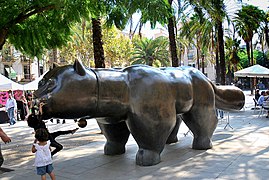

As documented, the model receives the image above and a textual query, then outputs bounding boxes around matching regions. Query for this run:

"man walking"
[6,91,17,125]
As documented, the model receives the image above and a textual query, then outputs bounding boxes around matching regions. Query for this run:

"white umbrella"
[234,64,269,78]
[0,74,24,91]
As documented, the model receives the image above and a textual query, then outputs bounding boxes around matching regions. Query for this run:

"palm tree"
[168,0,179,67]
[255,10,269,66]
[59,21,94,67]
[131,36,170,67]
[186,0,242,84]
[264,11,269,48]
[234,5,265,66]
[176,36,190,66]
[92,18,106,68]
[180,14,202,70]
[85,0,132,68]
[179,10,214,74]
[125,0,178,66]
[225,36,242,84]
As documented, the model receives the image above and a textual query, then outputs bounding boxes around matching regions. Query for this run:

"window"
[24,65,30,80]
[187,53,194,60]
[40,66,44,75]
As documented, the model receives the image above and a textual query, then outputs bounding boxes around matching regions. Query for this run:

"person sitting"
[257,81,265,90]
[257,90,269,118]
[261,91,269,118]
[258,91,266,106]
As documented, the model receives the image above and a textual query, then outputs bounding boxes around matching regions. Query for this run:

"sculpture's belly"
[96,117,126,124]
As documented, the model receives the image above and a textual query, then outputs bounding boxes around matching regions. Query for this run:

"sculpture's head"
[34,60,98,120]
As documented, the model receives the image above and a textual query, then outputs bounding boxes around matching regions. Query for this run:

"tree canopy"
[0,0,92,57]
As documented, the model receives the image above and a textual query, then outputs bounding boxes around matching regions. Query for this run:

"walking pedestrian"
[32,128,56,180]
[20,95,29,120]
[5,90,17,125]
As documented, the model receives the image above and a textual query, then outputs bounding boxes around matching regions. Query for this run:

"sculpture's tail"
[211,82,245,111]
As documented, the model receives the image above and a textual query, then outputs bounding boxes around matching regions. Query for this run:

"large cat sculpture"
[34,60,245,166]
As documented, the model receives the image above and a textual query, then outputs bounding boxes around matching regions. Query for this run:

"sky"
[127,0,269,38]
[242,0,269,11]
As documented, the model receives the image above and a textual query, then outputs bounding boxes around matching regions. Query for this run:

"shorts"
[36,164,54,175]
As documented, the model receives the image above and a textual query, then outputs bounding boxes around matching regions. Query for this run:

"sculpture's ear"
[50,62,59,70]
[73,59,86,76]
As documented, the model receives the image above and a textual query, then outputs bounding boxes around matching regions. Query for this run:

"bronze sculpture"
[34,60,245,166]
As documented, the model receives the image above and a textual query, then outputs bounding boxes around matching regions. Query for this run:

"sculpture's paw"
[104,142,126,155]
[136,149,160,166]
[192,137,212,150]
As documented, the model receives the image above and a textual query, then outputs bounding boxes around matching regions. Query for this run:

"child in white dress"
[32,128,56,180]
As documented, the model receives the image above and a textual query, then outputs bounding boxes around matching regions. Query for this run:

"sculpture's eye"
[47,78,57,91]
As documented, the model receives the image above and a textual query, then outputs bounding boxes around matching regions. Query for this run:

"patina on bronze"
[34,60,245,166]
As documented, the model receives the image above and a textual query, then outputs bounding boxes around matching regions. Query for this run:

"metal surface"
[34,60,245,166]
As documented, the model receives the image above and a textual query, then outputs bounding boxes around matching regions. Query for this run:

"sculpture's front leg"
[127,107,177,166]
[97,120,130,155]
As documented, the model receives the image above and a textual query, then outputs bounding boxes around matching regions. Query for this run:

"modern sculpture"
[34,60,245,166]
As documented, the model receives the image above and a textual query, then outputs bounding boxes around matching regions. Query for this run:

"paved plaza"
[1,91,269,180]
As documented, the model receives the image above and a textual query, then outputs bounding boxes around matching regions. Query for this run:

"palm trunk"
[214,27,220,83]
[201,54,205,74]
[36,57,40,77]
[168,18,179,66]
[215,45,220,83]
[148,57,154,66]
[246,41,251,66]
[82,19,86,40]
[217,20,225,85]
[92,18,105,68]
[250,39,254,66]
[168,0,179,67]
[261,34,266,64]
[129,17,133,39]
[265,23,269,47]
[52,48,57,67]
[138,22,143,39]
[250,39,252,94]
[245,40,252,94]
[196,45,200,70]
[28,58,31,81]
[0,28,8,50]
[178,44,182,65]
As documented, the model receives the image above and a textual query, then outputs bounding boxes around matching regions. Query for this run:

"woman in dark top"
[27,114,78,156]
[255,89,261,101]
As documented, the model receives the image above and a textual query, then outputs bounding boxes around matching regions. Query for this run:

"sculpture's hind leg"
[97,120,130,155]
[127,110,176,166]
[182,107,217,150]
[166,115,182,144]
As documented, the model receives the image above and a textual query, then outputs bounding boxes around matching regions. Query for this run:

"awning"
[234,65,269,78]
[5,67,16,79]
[0,74,24,91]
